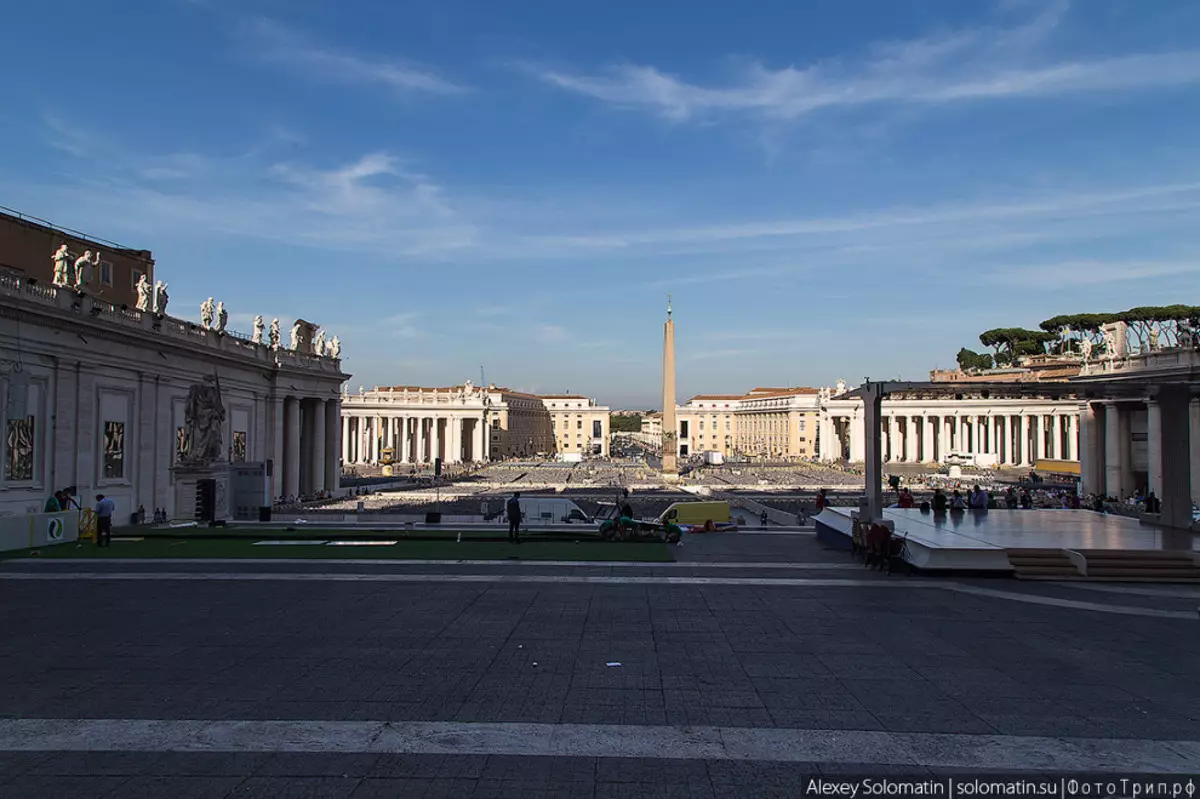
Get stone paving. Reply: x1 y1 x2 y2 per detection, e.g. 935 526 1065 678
2 532 1199 797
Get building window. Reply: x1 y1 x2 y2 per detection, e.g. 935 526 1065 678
592 420 602 438
103 421 125 478
99 261 114 287
577 419 582 430
680 420 689 437
491 418 500 429
799 419 806 431
4 416 34 481
231 431 247 463
699 420 704 431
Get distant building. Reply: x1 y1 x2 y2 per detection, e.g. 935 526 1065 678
341 386 609 463
673 388 822 460
931 355 1082 383
0 208 154 308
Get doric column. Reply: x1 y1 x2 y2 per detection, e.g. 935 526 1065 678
309 399 326 494
1019 414 1031 466
341 412 350 465
431 416 442 464
271 396 285 500
924 415 936 462
1047 415 1060 460
1104 403 1129 498
417 417 427 463
325 399 340 492
1191 400 1200 508
449 417 462 464
1063 413 1075 461
1078 403 1100 494
472 418 484 462
882 416 893 461
284 396 301 499
1146 400 1162 498
1159 388 1193 530
848 409 864 462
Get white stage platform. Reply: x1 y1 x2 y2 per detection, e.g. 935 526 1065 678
814 507 1200 572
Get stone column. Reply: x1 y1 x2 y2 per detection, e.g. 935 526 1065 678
924 415 936 462
819 414 835 461
472 418 484 463
959 416 969 454
848 410 864 462
1191 400 1200 508
1018 414 1030 466
341 413 351 465
1070 410 1080 460
1104 403 1130 498
284 396 301 499
1158 388 1193 531
308 399 326 494
417 417 427 463
325 399 340 491
1146 400 1162 498
882 416 893 461
271 396 285 500
1078 403 1100 495
431 417 442 464
450 417 462 464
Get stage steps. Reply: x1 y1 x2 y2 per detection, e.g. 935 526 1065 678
1006 548 1200 582
1006 548 1081 580
1076 549 1200 582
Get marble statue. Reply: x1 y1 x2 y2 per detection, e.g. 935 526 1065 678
200 298 215 329
181 373 226 464
252 315 265 344
73 250 98 291
1102 327 1117 359
268 318 280 349
313 330 326 356
1081 336 1092 361
215 302 228 333
153 281 169 315
329 336 341 358
1149 324 1160 351
135 274 152 311
289 321 302 351
52 245 72 287
359 385 365 396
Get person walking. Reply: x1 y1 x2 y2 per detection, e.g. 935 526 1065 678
506 492 522 545
94 494 116 547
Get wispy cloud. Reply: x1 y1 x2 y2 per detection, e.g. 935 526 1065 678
381 313 426 339
976 258 1200 288
238 17 467 96
528 5 1200 122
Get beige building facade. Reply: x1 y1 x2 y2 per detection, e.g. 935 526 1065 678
672 387 822 460
341 386 608 464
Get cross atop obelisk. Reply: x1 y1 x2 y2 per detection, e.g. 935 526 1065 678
661 295 678 478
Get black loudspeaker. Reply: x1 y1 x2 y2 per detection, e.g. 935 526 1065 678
434 457 442 477
425 511 442 524
195 479 216 522
258 506 272 522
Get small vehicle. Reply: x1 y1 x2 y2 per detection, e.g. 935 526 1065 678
515 497 590 525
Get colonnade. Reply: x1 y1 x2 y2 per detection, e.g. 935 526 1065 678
822 404 1080 466
341 413 485 466
273 397 341 500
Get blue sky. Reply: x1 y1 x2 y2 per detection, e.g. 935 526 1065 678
3 0 1199 408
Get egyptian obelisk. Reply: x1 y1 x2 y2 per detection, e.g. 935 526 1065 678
661 295 678 478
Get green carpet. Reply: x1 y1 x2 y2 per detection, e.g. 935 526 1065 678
3 536 675 562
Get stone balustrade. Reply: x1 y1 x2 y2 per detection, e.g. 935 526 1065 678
0 275 341 375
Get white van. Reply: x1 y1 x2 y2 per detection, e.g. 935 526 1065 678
515 497 591 525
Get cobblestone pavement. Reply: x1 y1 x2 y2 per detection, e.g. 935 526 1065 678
3 532 1198 797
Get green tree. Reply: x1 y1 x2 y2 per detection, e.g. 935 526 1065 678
610 414 642 433
955 348 994 371
978 328 1055 365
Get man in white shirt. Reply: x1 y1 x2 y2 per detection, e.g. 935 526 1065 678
94 494 116 547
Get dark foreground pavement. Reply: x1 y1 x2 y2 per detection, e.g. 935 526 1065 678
2 532 1199 797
